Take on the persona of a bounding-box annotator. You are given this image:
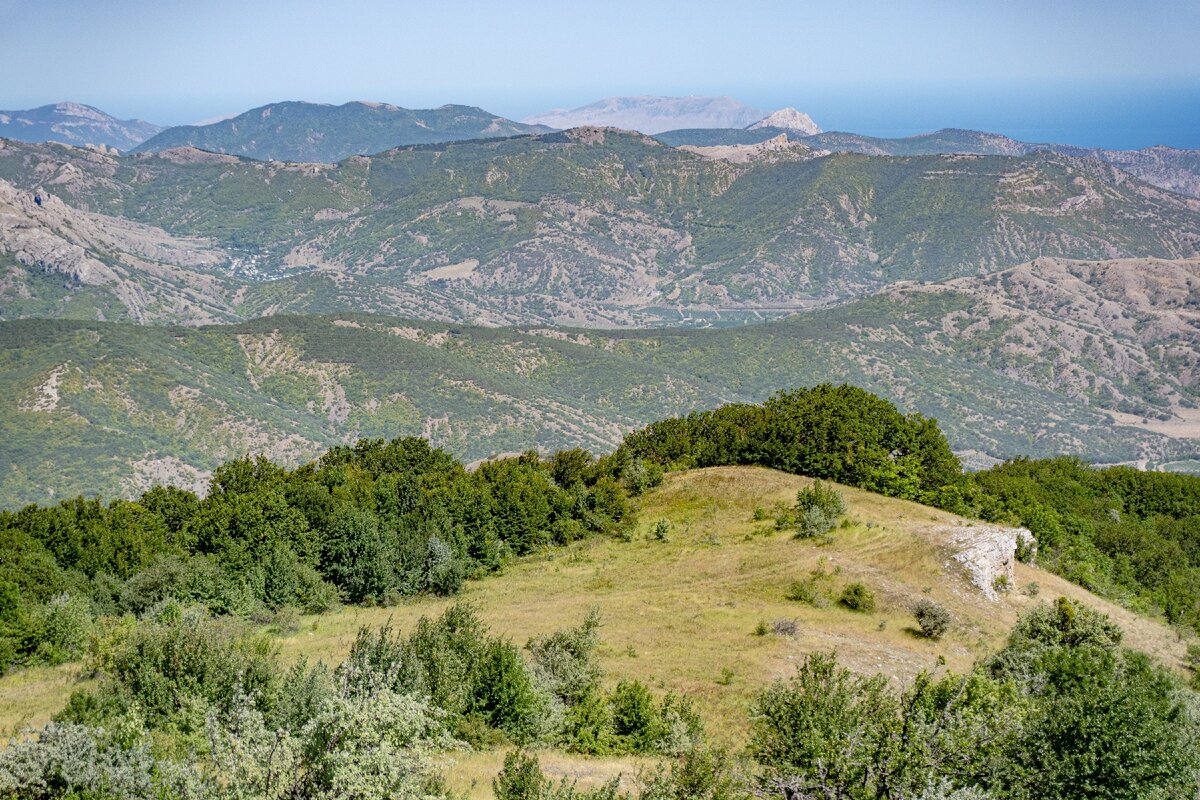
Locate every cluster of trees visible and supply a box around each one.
[0,605,702,799]
[11,597,1187,800]
[0,438,648,674]
[618,385,965,510]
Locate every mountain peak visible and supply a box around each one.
[748,108,821,135]
[0,102,163,151]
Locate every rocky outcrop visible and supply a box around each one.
[937,524,1036,600]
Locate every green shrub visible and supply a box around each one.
[784,578,828,607]
[640,747,743,800]
[493,749,549,800]
[782,482,846,539]
[471,639,549,742]
[62,611,279,730]
[838,583,875,613]
[912,599,951,639]
[28,593,93,666]
[610,680,664,753]
[527,609,601,704]
[564,685,613,755]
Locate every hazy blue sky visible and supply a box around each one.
[2,0,1198,148]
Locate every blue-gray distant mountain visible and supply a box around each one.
[133,101,554,162]
[0,102,163,151]
[523,96,775,135]
[657,127,1200,198]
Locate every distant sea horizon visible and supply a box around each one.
[735,78,1200,151]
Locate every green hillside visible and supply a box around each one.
[3,254,1198,509]
[131,101,552,162]
[3,132,1199,326]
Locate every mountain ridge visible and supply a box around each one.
[523,95,773,134]
[0,102,163,151]
[657,126,1200,198]
[3,133,1199,329]
[2,254,1197,507]
[132,100,553,162]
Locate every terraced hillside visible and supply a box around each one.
[2,130,1198,326]
[2,255,1197,506]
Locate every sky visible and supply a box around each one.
[2,0,1198,149]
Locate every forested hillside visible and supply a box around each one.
[3,131,1199,326]
[4,254,1198,509]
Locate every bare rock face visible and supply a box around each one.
[936,524,1036,600]
[748,108,822,135]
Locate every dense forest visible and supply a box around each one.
[0,436,650,673]
[3,384,1200,798]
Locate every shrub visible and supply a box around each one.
[423,535,465,596]
[471,639,549,742]
[838,583,875,613]
[29,593,93,666]
[639,747,743,800]
[563,685,613,755]
[493,749,548,800]
[0,722,175,800]
[610,680,664,753]
[913,599,951,639]
[62,611,279,730]
[789,481,846,538]
[784,578,828,607]
[527,609,601,705]
[1008,596,1123,651]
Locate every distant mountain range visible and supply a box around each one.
[2,98,1200,501]
[657,127,1200,198]
[523,96,782,134]
[0,102,163,151]
[6,98,1196,200]
[132,101,553,162]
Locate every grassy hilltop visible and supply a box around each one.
[2,465,1192,797]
